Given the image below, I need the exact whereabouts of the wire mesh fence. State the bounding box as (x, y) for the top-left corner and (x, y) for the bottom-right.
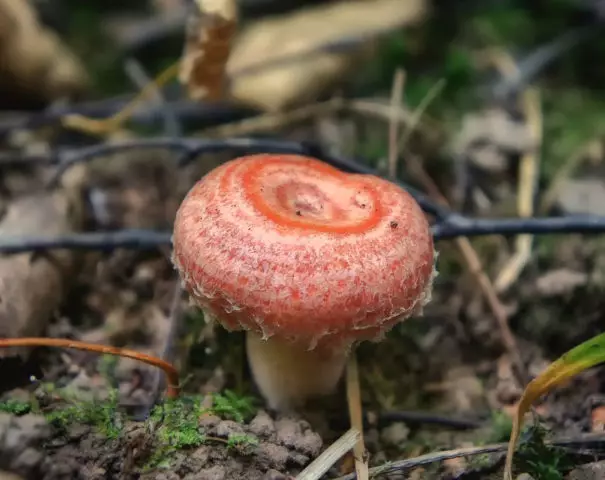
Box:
(1, 135), (605, 254)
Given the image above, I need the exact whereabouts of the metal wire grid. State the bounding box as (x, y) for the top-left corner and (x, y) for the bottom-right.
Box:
(0, 135), (605, 254)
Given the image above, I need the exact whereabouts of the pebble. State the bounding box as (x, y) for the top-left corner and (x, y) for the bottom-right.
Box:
(380, 422), (410, 449)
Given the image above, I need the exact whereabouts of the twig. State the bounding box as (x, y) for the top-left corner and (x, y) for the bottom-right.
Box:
(296, 429), (361, 480)
(124, 57), (181, 137)
(148, 281), (184, 411)
(331, 433), (605, 480)
(0, 338), (180, 398)
(388, 69), (406, 179)
(333, 443), (506, 480)
(346, 353), (368, 480)
(62, 62), (180, 137)
(398, 78), (447, 152)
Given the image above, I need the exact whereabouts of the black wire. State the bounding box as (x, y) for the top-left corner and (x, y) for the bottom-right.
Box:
(45, 137), (447, 218)
(2, 213), (605, 254)
(0, 137), (602, 254)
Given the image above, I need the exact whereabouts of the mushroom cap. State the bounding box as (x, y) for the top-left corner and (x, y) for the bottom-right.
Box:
(172, 154), (435, 352)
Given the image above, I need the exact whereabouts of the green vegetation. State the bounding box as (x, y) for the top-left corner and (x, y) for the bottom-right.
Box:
(485, 410), (514, 444)
(514, 424), (572, 480)
(144, 391), (258, 469)
(45, 388), (123, 439)
(0, 399), (33, 416)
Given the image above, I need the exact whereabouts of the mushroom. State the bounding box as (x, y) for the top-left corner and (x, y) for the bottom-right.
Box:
(172, 154), (436, 411)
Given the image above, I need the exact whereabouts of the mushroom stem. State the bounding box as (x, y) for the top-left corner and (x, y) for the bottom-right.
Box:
(246, 331), (348, 411)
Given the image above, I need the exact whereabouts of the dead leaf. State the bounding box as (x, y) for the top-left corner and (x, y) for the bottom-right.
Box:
(227, 0), (428, 112)
(0, 0), (88, 103)
(179, 0), (238, 101)
(0, 193), (84, 357)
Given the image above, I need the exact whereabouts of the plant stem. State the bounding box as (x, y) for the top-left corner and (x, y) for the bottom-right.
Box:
(0, 337), (180, 398)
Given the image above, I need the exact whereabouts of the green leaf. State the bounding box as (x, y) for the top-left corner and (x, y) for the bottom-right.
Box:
(504, 332), (605, 479)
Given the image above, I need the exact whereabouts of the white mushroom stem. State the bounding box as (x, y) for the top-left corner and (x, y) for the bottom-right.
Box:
(246, 331), (349, 411)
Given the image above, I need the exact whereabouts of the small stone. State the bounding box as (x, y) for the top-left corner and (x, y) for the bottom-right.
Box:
(380, 422), (410, 449)
(515, 474), (535, 480)
(249, 411), (276, 439)
(196, 465), (226, 480)
(0, 471), (25, 480)
(275, 417), (321, 456)
(566, 461), (605, 480)
(287, 452), (309, 466)
(10, 448), (44, 474)
(255, 443), (289, 470)
(214, 420), (245, 438)
(558, 178), (605, 216)
(199, 414), (222, 432)
(263, 469), (289, 480)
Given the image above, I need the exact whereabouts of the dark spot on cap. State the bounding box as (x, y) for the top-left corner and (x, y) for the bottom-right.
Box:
(390, 221), (398, 229)
(296, 210), (302, 216)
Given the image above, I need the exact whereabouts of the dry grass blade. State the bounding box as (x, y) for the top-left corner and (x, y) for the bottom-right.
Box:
(179, 0), (238, 101)
(392, 75), (527, 380)
(346, 353), (369, 480)
(489, 49), (543, 293)
(398, 77), (446, 152)
(295, 428), (360, 480)
(388, 69), (406, 178)
(62, 62), (180, 137)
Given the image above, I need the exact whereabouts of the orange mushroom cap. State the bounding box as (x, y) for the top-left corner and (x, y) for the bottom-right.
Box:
(172, 154), (435, 352)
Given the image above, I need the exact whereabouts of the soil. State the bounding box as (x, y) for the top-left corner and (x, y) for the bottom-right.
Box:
(2, 2), (605, 480)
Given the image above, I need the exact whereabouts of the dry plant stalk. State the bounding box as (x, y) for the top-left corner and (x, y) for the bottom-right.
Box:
(486, 49), (543, 293)
(62, 63), (180, 137)
(0, 338), (180, 398)
(179, 0), (238, 101)
(386, 72), (526, 380)
(346, 354), (369, 480)
(296, 429), (360, 480)
(0, 0), (88, 102)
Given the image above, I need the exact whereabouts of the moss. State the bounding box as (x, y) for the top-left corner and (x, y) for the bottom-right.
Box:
(143, 391), (258, 470)
(0, 399), (33, 416)
(44, 388), (123, 440)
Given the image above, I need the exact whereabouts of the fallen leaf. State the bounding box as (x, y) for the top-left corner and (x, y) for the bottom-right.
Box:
(0, 0), (88, 104)
(179, 0), (238, 101)
(227, 0), (428, 112)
